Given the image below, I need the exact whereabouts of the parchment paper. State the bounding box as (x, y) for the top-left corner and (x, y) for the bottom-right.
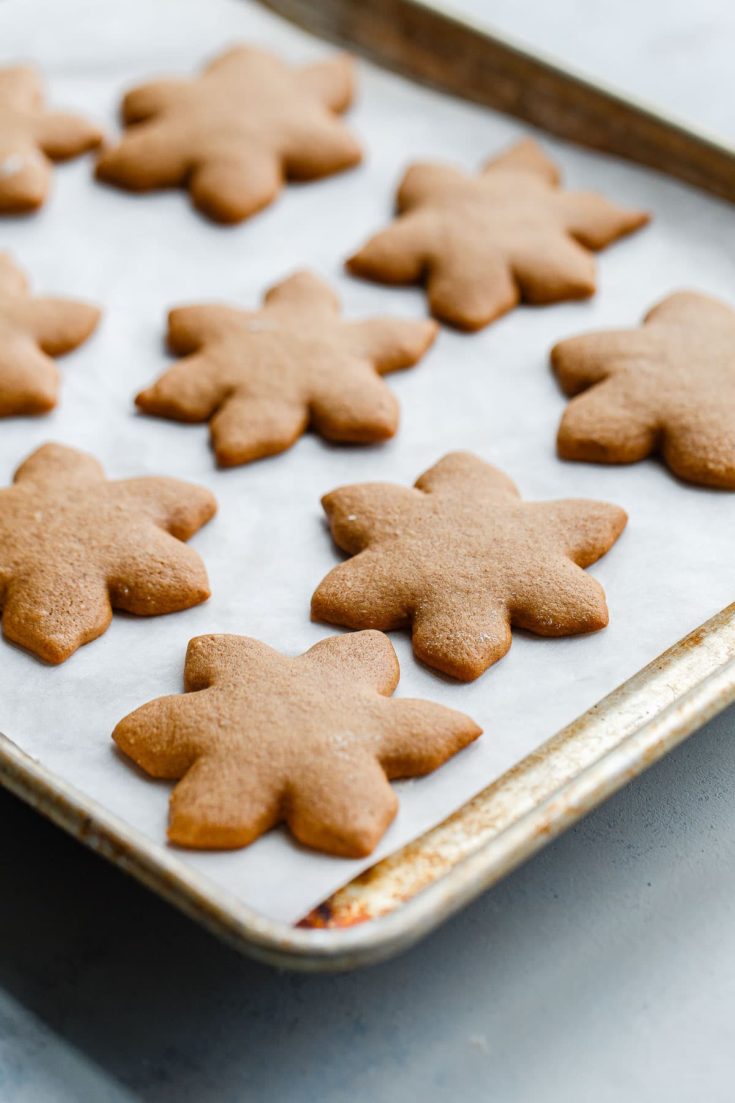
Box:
(0, 0), (733, 924)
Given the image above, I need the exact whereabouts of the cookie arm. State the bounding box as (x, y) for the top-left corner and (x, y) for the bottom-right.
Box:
(183, 633), (285, 692)
(107, 526), (211, 615)
(113, 694), (206, 777)
(426, 244), (519, 330)
(551, 331), (647, 395)
(34, 111), (102, 160)
(531, 499), (627, 567)
(347, 213), (429, 285)
(311, 552), (413, 631)
(309, 362), (399, 442)
(2, 571), (111, 664)
(25, 296), (100, 355)
(376, 698), (482, 776)
(0, 253), (29, 296)
(96, 123), (191, 190)
(0, 340), (59, 415)
(209, 393), (308, 466)
(345, 316), (438, 373)
(661, 410), (735, 489)
(263, 270), (340, 317)
(121, 79), (191, 124)
(557, 378), (659, 464)
(13, 442), (104, 489)
(112, 476), (216, 540)
(511, 557), (612, 636)
(411, 596), (513, 681)
(299, 630), (400, 695)
(167, 304), (245, 354)
(189, 149), (283, 223)
(397, 162), (470, 211)
(299, 54), (356, 113)
(644, 290), (735, 334)
(482, 138), (560, 184)
(0, 144), (50, 213)
(555, 191), (649, 250)
(282, 114), (362, 180)
(509, 233), (596, 303)
(168, 755), (283, 849)
(320, 482), (420, 551)
(136, 354), (232, 422)
(415, 451), (520, 501)
(286, 754), (398, 857)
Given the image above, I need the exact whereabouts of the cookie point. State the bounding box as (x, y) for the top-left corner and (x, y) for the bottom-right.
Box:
(414, 643), (490, 683)
(631, 209), (652, 229)
(190, 581), (212, 606)
(93, 153), (113, 183)
(33, 633), (75, 665)
(590, 603), (610, 632)
(213, 445), (243, 468)
(319, 488), (340, 514)
(1, 188), (45, 214)
(84, 303), (103, 331)
(612, 505), (629, 532)
(309, 590), (328, 623)
(549, 341), (565, 368)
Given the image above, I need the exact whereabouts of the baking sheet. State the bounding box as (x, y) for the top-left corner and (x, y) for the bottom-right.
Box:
(0, 0), (734, 926)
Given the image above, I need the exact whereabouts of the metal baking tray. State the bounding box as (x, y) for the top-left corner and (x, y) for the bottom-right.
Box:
(2, 0), (734, 971)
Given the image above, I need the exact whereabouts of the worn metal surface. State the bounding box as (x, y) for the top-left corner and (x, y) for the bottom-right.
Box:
(259, 0), (735, 203)
(3, 604), (735, 968)
(301, 606), (735, 928)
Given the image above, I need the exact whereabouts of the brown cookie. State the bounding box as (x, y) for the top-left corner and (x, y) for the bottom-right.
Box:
(0, 253), (100, 416)
(136, 269), (438, 467)
(0, 443), (216, 664)
(0, 65), (102, 213)
(347, 138), (649, 331)
(312, 451), (627, 681)
(553, 291), (735, 488)
(113, 630), (481, 857)
(95, 46), (362, 224)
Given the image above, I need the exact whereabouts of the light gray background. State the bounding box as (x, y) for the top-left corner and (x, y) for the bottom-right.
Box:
(2, 1), (734, 1100)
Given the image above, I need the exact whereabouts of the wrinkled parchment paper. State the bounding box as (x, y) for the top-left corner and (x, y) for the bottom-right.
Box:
(0, 0), (733, 923)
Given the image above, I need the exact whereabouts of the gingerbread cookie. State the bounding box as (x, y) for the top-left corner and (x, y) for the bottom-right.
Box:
(113, 631), (480, 856)
(0, 253), (100, 416)
(0, 65), (101, 213)
(136, 270), (438, 466)
(312, 451), (626, 681)
(0, 443), (216, 663)
(554, 291), (735, 488)
(96, 46), (362, 224)
(347, 139), (649, 330)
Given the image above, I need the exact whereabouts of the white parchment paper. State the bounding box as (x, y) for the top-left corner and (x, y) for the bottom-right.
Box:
(0, 0), (733, 924)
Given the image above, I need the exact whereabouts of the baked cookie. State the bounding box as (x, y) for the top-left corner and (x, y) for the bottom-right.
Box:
(0, 65), (101, 213)
(0, 443), (216, 663)
(0, 252), (100, 416)
(554, 291), (735, 488)
(96, 46), (362, 223)
(312, 451), (627, 681)
(347, 139), (649, 330)
(113, 631), (481, 857)
(136, 270), (438, 466)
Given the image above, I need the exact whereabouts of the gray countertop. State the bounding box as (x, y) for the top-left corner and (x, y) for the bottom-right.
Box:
(2, 2), (734, 1099)
(3, 704), (735, 1102)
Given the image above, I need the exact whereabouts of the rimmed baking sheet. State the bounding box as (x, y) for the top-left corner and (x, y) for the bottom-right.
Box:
(0, 0), (734, 942)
